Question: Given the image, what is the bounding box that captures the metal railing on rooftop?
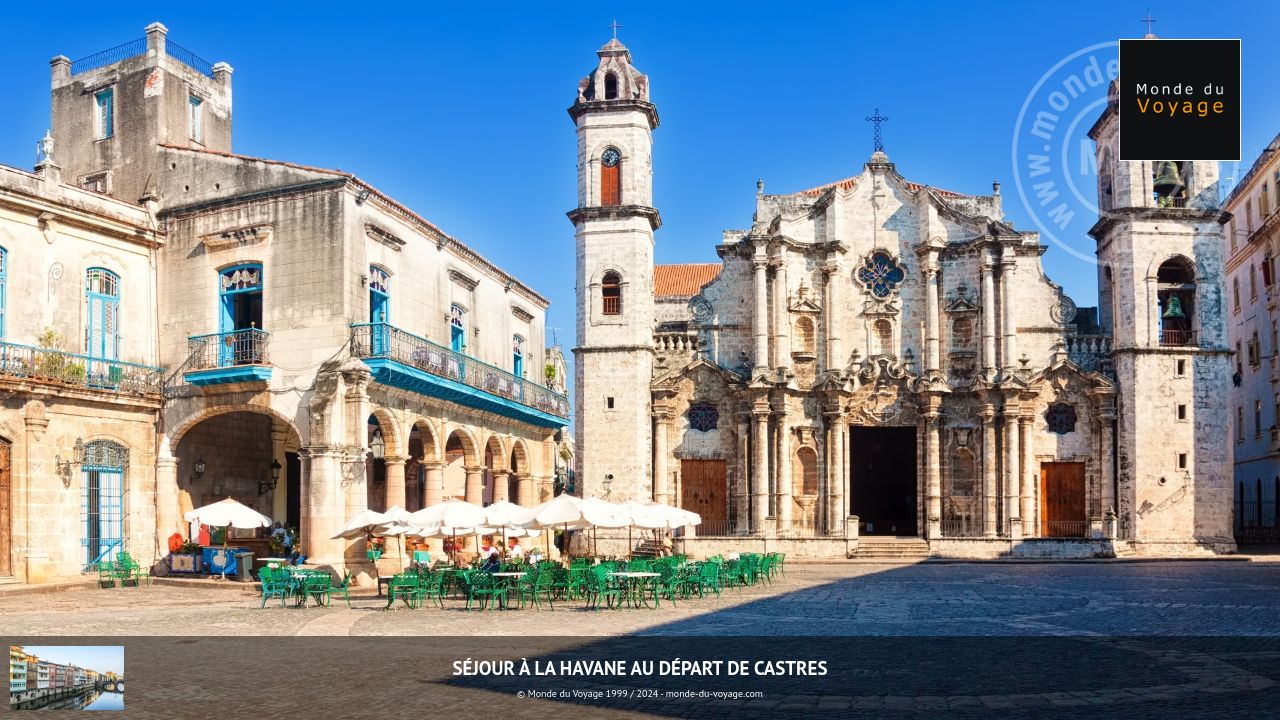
[0,341,162,395]
[70,38,146,75]
[165,39,215,77]
[350,322,570,420]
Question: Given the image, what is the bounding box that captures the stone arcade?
[570,39,1234,558]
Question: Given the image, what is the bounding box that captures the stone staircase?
[0,576,20,587]
[853,536,932,561]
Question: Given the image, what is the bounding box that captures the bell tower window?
[604,72,618,100]
[1152,161,1188,207]
[600,147,622,206]
[1157,257,1196,346]
[601,271,622,315]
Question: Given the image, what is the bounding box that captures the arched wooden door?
[0,440,12,576]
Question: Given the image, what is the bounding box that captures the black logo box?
[1119,39,1240,161]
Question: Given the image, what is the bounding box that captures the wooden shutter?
[601,163,621,206]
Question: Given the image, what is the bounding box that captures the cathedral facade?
[571,40,1235,557]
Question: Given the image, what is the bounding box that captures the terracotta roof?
[654,263,721,297]
[794,175,964,199]
[904,181,963,198]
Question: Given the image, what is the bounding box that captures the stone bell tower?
[568,36,660,502]
[1088,80,1235,551]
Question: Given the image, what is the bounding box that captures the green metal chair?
[649,564,681,608]
[96,561,117,589]
[385,572,422,609]
[300,573,333,607]
[464,571,508,611]
[257,567,290,608]
[584,566,623,610]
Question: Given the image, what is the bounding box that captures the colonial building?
[1,22,568,583]
[571,39,1235,557]
[0,145,163,585]
[1224,132,1280,544]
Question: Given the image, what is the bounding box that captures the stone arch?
[169,403,303,449]
[442,425,480,467]
[1145,253,1200,282]
[483,434,508,472]
[366,407,403,458]
[509,439,530,476]
[407,418,441,465]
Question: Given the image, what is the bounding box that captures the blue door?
[85,269,120,386]
[219,265,263,366]
[369,266,390,355]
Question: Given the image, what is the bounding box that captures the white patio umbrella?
[330,508,391,540]
[482,501,538,556]
[521,495,628,558]
[408,498,486,529]
[183,498,271,579]
[620,501,702,559]
[372,520,417,571]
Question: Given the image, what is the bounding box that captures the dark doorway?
[285,451,301,531]
[849,427,918,536]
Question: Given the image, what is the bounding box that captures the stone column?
[20,404,48,583]
[1097,408,1116,517]
[424,463,444,507]
[751,410,769,533]
[492,470,510,504]
[773,259,791,369]
[155,449,180,538]
[981,255,997,379]
[1019,415,1035,536]
[301,448,346,567]
[980,405,998,537]
[925,264,941,374]
[383,455,407,510]
[517,475,534,506]
[829,416,847,534]
[753,252,770,371]
[776,414,793,532]
[464,466,484,506]
[1000,248,1018,373]
[271,425,288,521]
[925,407,942,538]
[653,408,671,506]
[1003,406,1021,538]
[735,415,750,532]
[823,260,843,374]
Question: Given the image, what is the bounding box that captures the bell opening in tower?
[849,427,919,536]
[1157,257,1196,346]
[1152,160,1188,208]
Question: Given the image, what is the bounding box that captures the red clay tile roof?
[654,263,722,297]
[794,175,964,198]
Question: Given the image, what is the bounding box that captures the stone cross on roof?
[608,19,622,40]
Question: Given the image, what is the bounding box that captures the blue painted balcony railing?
[0,341,162,395]
[351,322,569,427]
[184,328,272,385]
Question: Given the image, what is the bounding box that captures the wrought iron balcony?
[351,322,569,426]
[184,328,271,385]
[0,341,162,395]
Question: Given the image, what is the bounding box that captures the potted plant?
[170,540,203,573]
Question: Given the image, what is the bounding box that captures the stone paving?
[2,561,1278,637]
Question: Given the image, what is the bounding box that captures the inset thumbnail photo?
[9,645,124,711]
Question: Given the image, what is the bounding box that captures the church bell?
[1153,161,1184,196]
[1162,295,1186,319]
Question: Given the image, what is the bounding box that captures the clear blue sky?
[18,645,125,675]
[0,1,1275,366]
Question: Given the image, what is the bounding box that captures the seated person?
[507,538,525,562]
[479,551,501,573]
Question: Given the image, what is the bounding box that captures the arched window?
[600,147,622,206]
[794,316,816,356]
[604,72,618,100]
[85,268,120,361]
[601,271,622,315]
[450,304,467,353]
[512,334,525,377]
[81,440,127,567]
[1157,257,1195,346]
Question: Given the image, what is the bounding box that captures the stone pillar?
[424,463,444,507]
[145,21,168,56]
[751,410,769,533]
[1003,407,1021,538]
[155,449,180,539]
[925,407,942,538]
[653,408,671,506]
[753,254,770,371]
[735,415,750,532]
[773,260,791,369]
[1097,408,1116,517]
[1000,248,1018,373]
[981,256,997,378]
[517,475,534,506]
[464,467,484,506]
[823,260,843,374]
[925,264,941,374]
[492,470,510,504]
[776,413,793,532]
[301,448,346,567]
[384,455,407,510]
[980,405,998,537]
[20,404,48,583]
[829,415,847,534]
[271,425,288,521]
[1019,415,1035,536]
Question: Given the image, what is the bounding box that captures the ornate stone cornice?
[566,205,661,231]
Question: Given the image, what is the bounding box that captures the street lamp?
[55,437,85,488]
[370,429,386,460]
[258,458,283,496]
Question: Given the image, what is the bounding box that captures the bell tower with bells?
[1087,80,1235,550]
[568,30,661,503]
